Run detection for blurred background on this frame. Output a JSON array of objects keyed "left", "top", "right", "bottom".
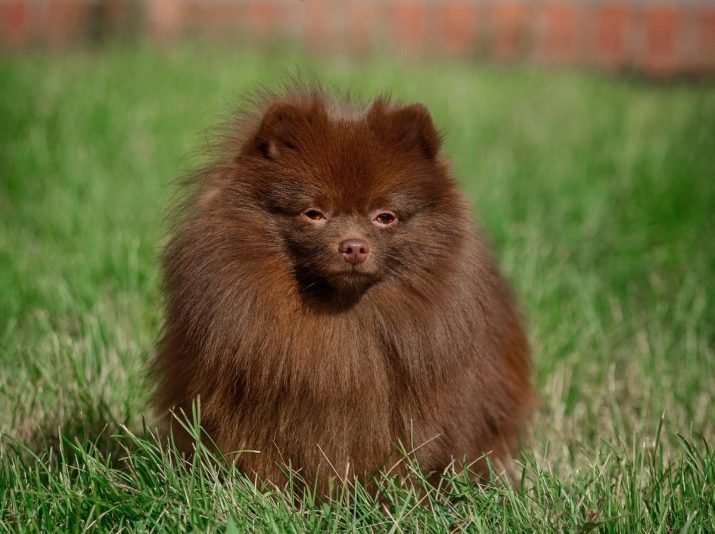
[
  {"left": 2, "top": 0, "right": 714, "bottom": 76},
  {"left": 1, "top": 0, "right": 714, "bottom": 530}
]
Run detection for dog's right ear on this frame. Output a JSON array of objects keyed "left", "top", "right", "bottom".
[
  {"left": 368, "top": 99, "right": 442, "bottom": 160},
  {"left": 243, "top": 100, "right": 326, "bottom": 160}
]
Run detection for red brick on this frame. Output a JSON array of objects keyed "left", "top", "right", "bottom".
[
  {"left": 305, "top": 0, "right": 331, "bottom": 51},
  {"left": 492, "top": 1, "right": 528, "bottom": 62},
  {"left": 349, "top": 0, "right": 383, "bottom": 53},
  {"left": 673, "top": 9, "right": 701, "bottom": 74},
  {"left": 191, "top": 1, "right": 249, "bottom": 38},
  {"left": 0, "top": 0, "right": 710, "bottom": 76},
  {"left": 540, "top": 2, "right": 578, "bottom": 65},
  {"left": 441, "top": 1, "right": 480, "bottom": 57},
  {"left": 103, "top": 0, "right": 132, "bottom": 34},
  {"left": 0, "top": 1, "right": 29, "bottom": 47},
  {"left": 273, "top": 1, "right": 305, "bottom": 41},
  {"left": 392, "top": 0, "right": 428, "bottom": 56},
  {"left": 45, "top": 0, "right": 91, "bottom": 45},
  {"left": 697, "top": 7, "right": 715, "bottom": 69},
  {"left": 645, "top": 4, "right": 679, "bottom": 74},
  {"left": 147, "top": 0, "right": 185, "bottom": 39},
  {"left": 238, "top": 1, "right": 273, "bottom": 40},
  {"left": 593, "top": 4, "right": 629, "bottom": 69}
]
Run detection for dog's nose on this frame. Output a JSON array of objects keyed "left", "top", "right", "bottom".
[{"left": 338, "top": 238, "right": 369, "bottom": 265}]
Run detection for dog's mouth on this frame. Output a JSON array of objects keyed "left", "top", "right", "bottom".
[
  {"left": 326, "top": 266, "right": 380, "bottom": 286},
  {"left": 329, "top": 267, "right": 376, "bottom": 278},
  {"left": 293, "top": 264, "right": 380, "bottom": 308}
]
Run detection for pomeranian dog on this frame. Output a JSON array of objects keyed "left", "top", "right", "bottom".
[{"left": 152, "top": 85, "right": 534, "bottom": 492}]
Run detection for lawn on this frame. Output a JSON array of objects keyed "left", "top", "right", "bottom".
[{"left": 1, "top": 44, "right": 713, "bottom": 531}]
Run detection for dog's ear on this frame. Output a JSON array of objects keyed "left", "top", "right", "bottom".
[
  {"left": 243, "top": 100, "right": 327, "bottom": 160},
  {"left": 369, "top": 100, "right": 442, "bottom": 160}
]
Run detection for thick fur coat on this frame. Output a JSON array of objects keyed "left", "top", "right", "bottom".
[{"left": 152, "top": 86, "right": 534, "bottom": 491}]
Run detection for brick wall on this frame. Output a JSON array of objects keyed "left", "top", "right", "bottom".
[{"left": 2, "top": 0, "right": 714, "bottom": 75}]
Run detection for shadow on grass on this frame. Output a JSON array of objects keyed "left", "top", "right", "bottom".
[
  {"left": 1, "top": 400, "right": 514, "bottom": 510},
  {"left": 2, "top": 409, "right": 713, "bottom": 531}
]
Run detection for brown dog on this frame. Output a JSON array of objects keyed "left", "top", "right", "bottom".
[{"left": 152, "top": 85, "right": 534, "bottom": 492}]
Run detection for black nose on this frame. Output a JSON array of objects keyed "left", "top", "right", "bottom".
[{"left": 338, "top": 238, "right": 369, "bottom": 265}]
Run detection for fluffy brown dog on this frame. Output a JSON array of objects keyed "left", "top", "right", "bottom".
[{"left": 152, "top": 86, "right": 534, "bottom": 492}]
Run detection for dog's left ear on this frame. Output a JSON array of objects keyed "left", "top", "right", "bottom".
[
  {"left": 243, "top": 98, "right": 328, "bottom": 160},
  {"left": 369, "top": 100, "right": 442, "bottom": 160},
  {"left": 246, "top": 102, "right": 307, "bottom": 159}
]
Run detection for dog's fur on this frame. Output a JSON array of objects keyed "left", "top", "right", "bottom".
[{"left": 152, "top": 86, "right": 534, "bottom": 492}]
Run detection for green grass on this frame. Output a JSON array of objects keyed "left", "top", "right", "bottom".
[{"left": 1, "top": 44, "right": 714, "bottom": 531}]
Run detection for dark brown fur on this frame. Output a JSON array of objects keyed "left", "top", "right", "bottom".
[{"left": 152, "top": 85, "right": 534, "bottom": 492}]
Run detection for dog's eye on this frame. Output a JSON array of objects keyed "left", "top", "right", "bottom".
[
  {"left": 303, "top": 209, "right": 326, "bottom": 222},
  {"left": 373, "top": 211, "right": 397, "bottom": 227}
]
